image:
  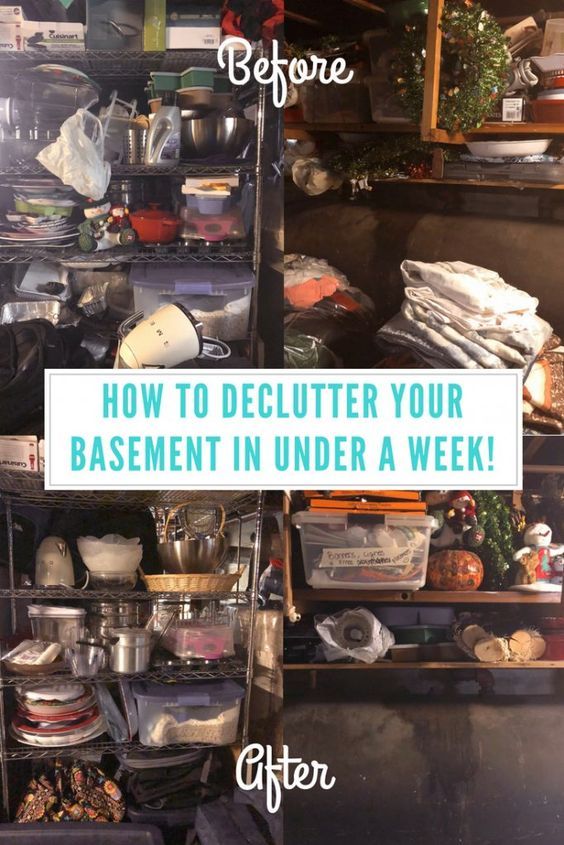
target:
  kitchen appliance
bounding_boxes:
[181,115,253,158]
[144,106,180,166]
[35,536,74,587]
[129,205,180,244]
[115,304,231,368]
[28,605,86,648]
[108,627,152,673]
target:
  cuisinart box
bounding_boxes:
[0,437,38,472]
[0,7,25,22]
[0,23,22,50]
[166,2,220,49]
[23,21,85,51]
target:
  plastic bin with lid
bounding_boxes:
[366,74,411,123]
[299,73,371,123]
[162,619,235,660]
[292,512,436,590]
[129,264,255,341]
[132,680,245,747]
[0,823,165,843]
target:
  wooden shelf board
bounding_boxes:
[293,588,563,604]
[284,121,418,138]
[285,661,564,671]
[427,124,564,143]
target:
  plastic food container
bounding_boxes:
[300,78,372,123]
[180,67,215,89]
[292,512,436,591]
[28,605,86,648]
[531,99,564,122]
[162,620,235,660]
[130,264,256,341]
[177,87,212,108]
[366,74,411,123]
[132,680,245,747]
[149,72,180,92]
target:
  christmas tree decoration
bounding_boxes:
[474,491,514,590]
[393,0,510,132]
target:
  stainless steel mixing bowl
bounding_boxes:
[180,115,254,158]
[157,535,229,574]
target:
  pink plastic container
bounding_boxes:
[162,622,235,660]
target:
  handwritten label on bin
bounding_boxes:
[319,547,413,569]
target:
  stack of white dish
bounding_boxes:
[77,534,143,591]
[11,682,105,747]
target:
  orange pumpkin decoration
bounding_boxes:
[427,549,484,591]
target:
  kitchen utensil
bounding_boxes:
[465,139,552,157]
[77,534,143,574]
[87,600,145,640]
[1,300,68,326]
[28,606,86,648]
[35,536,74,587]
[180,115,254,158]
[129,204,180,244]
[157,504,227,574]
[116,304,231,368]
[108,627,153,674]
[65,641,106,677]
[177,87,212,108]
[88,571,138,591]
[144,106,180,166]
[124,126,147,164]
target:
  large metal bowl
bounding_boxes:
[181,116,254,158]
[157,535,229,575]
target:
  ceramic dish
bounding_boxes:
[465,139,552,157]
[10,717,105,747]
[3,658,65,676]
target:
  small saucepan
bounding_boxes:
[129,203,180,244]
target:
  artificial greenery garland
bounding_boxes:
[474,491,514,590]
[329,137,435,180]
[394,0,509,133]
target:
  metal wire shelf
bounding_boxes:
[0,161,255,178]
[1,657,247,687]
[0,49,244,76]
[0,242,253,265]
[0,473,260,515]
[4,738,222,761]
[0,588,250,601]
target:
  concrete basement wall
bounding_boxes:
[284,672,564,845]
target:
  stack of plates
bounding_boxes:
[0,179,78,245]
[11,682,106,747]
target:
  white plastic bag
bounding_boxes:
[37,109,111,200]
[315,607,395,664]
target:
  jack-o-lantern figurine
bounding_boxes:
[513,523,564,586]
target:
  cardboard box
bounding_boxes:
[0,6,25,22]
[0,22,22,50]
[38,439,45,473]
[23,21,85,51]
[166,24,220,49]
[0,437,38,472]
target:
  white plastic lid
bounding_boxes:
[28,605,86,617]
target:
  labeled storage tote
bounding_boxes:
[292,512,436,590]
[132,680,245,747]
[299,74,371,123]
[130,264,255,341]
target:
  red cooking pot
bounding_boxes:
[129,203,180,244]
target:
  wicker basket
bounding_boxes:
[139,569,243,593]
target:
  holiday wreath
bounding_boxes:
[394,0,510,133]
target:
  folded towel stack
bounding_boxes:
[377,260,553,370]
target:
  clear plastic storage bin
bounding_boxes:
[366,74,411,123]
[292,512,436,591]
[132,680,245,747]
[162,620,235,660]
[129,264,255,341]
[300,77,371,123]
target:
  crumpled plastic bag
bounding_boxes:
[315,607,395,664]
[292,157,343,196]
[37,109,111,200]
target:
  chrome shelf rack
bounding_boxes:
[0,49,245,75]
[0,482,266,820]
[0,243,254,265]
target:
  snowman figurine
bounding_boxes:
[78,198,136,253]
[513,522,564,587]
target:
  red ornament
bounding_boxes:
[427,549,484,591]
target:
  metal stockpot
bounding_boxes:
[157,504,228,574]
[108,627,152,673]
[87,600,146,640]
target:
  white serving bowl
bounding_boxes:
[77,534,142,574]
[465,139,552,158]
